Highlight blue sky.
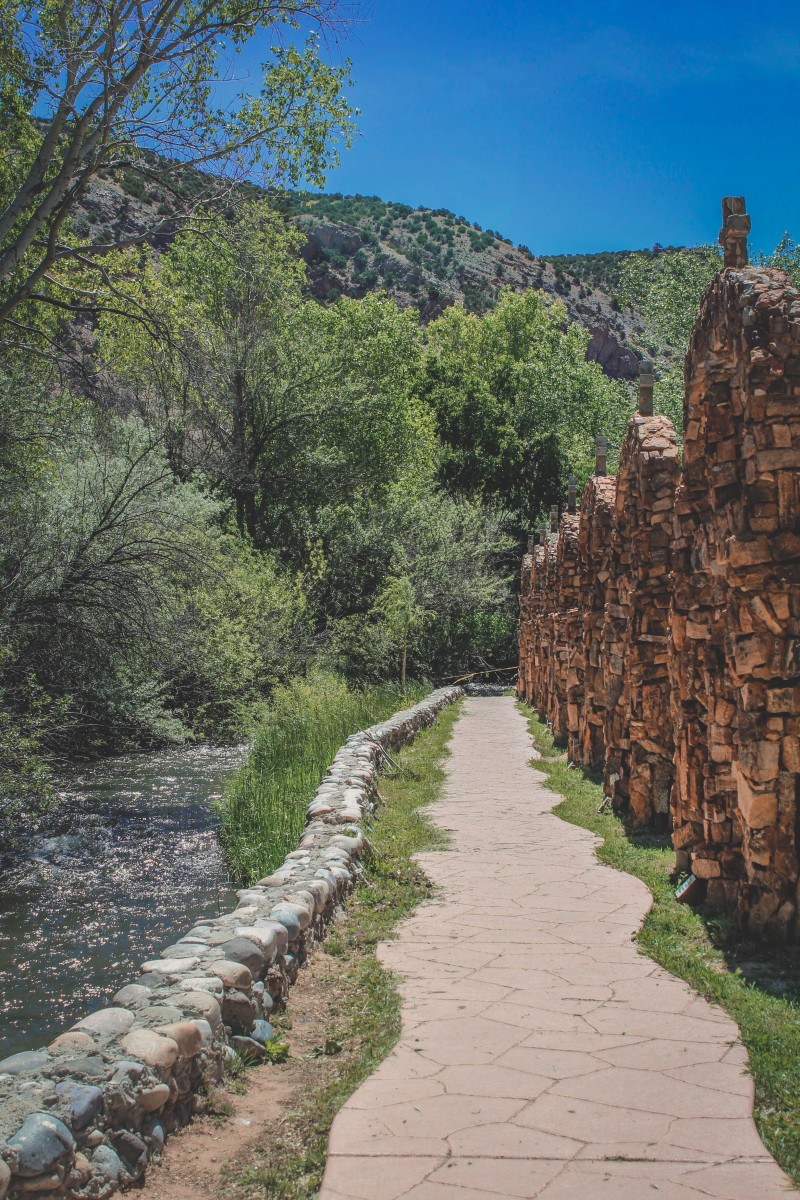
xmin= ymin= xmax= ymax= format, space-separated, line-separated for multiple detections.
xmin=251 ymin=0 xmax=800 ymax=255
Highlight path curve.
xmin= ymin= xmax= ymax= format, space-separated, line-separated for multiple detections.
xmin=319 ymin=696 xmax=797 ymax=1199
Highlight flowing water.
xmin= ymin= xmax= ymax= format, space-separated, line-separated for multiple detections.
xmin=0 ymin=743 xmax=245 ymax=1059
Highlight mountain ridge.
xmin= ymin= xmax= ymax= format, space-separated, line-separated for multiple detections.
xmin=72 ymin=170 xmax=695 ymax=380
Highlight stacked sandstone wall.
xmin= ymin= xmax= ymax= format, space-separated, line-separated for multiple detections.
xmin=576 ymin=475 xmax=617 ymax=770
xmin=532 ymin=531 xmax=559 ymax=719
xmin=548 ymin=512 xmax=581 ymax=752
xmin=516 ymin=544 xmax=535 ymax=704
xmin=670 ymin=264 xmax=800 ymax=936
xmin=517 ymin=200 xmax=800 ymax=938
xmin=516 ymin=406 xmax=677 ymax=813
xmin=604 ymin=414 xmax=680 ymax=828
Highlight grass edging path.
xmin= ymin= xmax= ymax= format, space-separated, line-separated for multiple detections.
xmin=228 ymin=697 xmax=463 ymax=1200
xmin=519 ymin=703 xmax=800 ymax=1185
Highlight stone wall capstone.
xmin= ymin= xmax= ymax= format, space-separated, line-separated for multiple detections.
xmin=0 ymin=687 xmax=462 ymax=1200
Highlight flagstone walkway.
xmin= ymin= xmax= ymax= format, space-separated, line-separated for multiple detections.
xmin=319 ymin=696 xmax=797 ymax=1200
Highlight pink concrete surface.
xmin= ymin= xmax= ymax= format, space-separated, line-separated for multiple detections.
xmin=319 ymin=697 xmax=797 ymax=1199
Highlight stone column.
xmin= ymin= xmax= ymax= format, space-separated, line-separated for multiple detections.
xmin=604 ymin=397 xmax=679 ymax=829
xmin=671 ymin=248 xmax=800 ymax=937
xmin=577 ymin=472 xmax=617 ymax=770
xmin=719 ymin=197 xmax=751 ymax=269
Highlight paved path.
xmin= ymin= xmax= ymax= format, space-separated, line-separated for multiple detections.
xmin=319 ymin=697 xmax=797 ymax=1199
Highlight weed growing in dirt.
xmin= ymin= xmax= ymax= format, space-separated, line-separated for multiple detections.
xmin=227 ymin=698 xmax=461 ymax=1200
xmin=520 ymin=704 xmax=800 ymax=1185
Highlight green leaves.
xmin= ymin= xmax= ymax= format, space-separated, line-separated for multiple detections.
xmin=237 ymin=37 xmax=357 ymax=190
xmin=0 ymin=0 xmax=357 ymax=324
xmin=419 ymin=288 xmax=632 ymax=529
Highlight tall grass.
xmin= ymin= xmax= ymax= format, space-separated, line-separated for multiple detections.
xmin=219 ymin=672 xmax=427 ymax=884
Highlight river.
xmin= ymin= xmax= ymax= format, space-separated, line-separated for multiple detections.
xmin=0 ymin=743 xmax=246 ymax=1059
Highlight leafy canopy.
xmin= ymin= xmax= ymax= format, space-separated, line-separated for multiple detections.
xmin=101 ymin=201 xmax=427 ymax=550
xmin=0 ymin=0 xmax=356 ymax=324
xmin=418 ymin=288 xmax=632 ymax=530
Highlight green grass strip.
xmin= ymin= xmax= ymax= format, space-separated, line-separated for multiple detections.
xmin=231 ymin=697 xmax=462 ymax=1199
xmin=519 ymin=703 xmax=800 ymax=1184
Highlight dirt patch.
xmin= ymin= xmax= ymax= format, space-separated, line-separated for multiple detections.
xmin=142 ymin=951 xmax=347 ymax=1200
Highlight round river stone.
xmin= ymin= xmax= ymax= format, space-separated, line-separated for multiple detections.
xmin=250 ymin=1020 xmax=273 ymax=1046
xmin=220 ymin=938 xmax=264 ymax=975
xmin=268 ymin=910 xmax=301 ymax=943
xmin=112 ymin=984 xmax=152 ymax=1008
xmin=7 ymin=1112 xmax=75 ymax=1177
xmin=120 ymin=1029 xmax=179 ymax=1070
xmin=73 ymin=1007 xmax=135 ymax=1038
xmin=0 ymin=1050 xmax=50 ymax=1075
xmin=54 ymin=1082 xmax=104 ymax=1129
xmin=91 ymin=1145 xmax=124 ymax=1184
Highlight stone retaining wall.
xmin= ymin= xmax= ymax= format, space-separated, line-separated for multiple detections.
xmin=0 ymin=687 xmax=461 ymax=1200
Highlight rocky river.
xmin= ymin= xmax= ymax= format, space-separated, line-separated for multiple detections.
xmin=0 ymin=743 xmax=245 ymax=1058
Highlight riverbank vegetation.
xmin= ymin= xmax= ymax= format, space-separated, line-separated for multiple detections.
xmin=0 ymin=189 xmax=633 ymax=843
xmin=521 ymin=706 xmax=800 ymax=1186
xmin=219 ymin=673 xmax=427 ymax=883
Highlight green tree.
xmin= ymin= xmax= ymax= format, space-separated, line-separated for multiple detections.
xmin=318 ymin=477 xmax=514 ymax=683
xmin=616 ymin=246 xmax=720 ymax=431
xmin=373 ymin=575 xmax=426 ymax=689
xmin=103 ymin=203 xmax=427 ymax=551
xmin=760 ymin=233 xmax=800 ymax=288
xmin=418 ymin=289 xmax=631 ymax=531
xmin=0 ymin=0 xmax=356 ymax=325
